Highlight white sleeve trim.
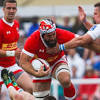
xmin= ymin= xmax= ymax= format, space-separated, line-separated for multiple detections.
xmin=75 ymin=34 xmax=80 ymax=37
xmin=87 ymin=24 xmax=100 ymax=40
xmin=22 ymin=49 xmax=34 ymax=57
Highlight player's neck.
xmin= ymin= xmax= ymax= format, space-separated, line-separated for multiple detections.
xmin=4 ymin=17 xmax=14 ymax=23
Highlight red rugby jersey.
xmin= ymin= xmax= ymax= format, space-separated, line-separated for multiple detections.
xmin=23 ymin=28 xmax=75 ymax=65
xmin=0 ymin=18 xmax=19 ymax=67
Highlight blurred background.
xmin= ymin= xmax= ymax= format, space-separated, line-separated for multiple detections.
xmin=0 ymin=0 xmax=100 ymax=100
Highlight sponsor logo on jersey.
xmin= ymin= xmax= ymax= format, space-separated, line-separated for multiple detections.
xmin=90 ymin=25 xmax=97 ymax=31
xmin=47 ymin=55 xmax=58 ymax=62
xmin=39 ymin=49 xmax=44 ymax=53
xmin=6 ymin=31 xmax=11 ymax=35
xmin=2 ymin=42 xmax=17 ymax=50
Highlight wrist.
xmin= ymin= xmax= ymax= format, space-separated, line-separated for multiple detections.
xmin=59 ymin=44 xmax=65 ymax=51
xmin=6 ymin=51 xmax=15 ymax=57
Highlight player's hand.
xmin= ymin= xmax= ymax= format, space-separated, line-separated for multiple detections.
xmin=46 ymin=43 xmax=60 ymax=55
xmin=78 ymin=6 xmax=86 ymax=22
xmin=36 ymin=64 xmax=51 ymax=77
xmin=15 ymin=48 xmax=22 ymax=59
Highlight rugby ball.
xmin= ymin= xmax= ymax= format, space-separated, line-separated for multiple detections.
xmin=31 ymin=58 xmax=50 ymax=71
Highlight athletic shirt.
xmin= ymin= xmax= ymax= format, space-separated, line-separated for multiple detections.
xmin=0 ymin=18 xmax=19 ymax=67
xmin=87 ymin=24 xmax=100 ymax=40
xmin=23 ymin=28 xmax=75 ymax=65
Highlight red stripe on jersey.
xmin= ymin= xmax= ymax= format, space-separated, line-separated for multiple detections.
xmin=51 ymin=61 xmax=67 ymax=74
xmin=13 ymin=69 xmax=23 ymax=74
xmin=32 ymin=79 xmax=51 ymax=83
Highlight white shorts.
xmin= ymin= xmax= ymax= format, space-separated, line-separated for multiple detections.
xmin=32 ymin=55 xmax=70 ymax=83
xmin=0 ymin=64 xmax=23 ymax=85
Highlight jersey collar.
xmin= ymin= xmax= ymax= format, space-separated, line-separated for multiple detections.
xmin=2 ymin=18 xmax=14 ymax=27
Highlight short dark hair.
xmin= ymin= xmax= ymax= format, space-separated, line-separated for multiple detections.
xmin=44 ymin=96 xmax=56 ymax=100
xmin=3 ymin=0 xmax=17 ymax=8
xmin=94 ymin=2 xmax=100 ymax=7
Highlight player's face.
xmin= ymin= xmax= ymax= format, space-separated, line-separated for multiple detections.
xmin=93 ymin=7 xmax=100 ymax=24
xmin=43 ymin=31 xmax=57 ymax=48
xmin=3 ymin=2 xmax=17 ymax=23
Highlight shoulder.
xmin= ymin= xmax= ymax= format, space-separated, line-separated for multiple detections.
xmin=0 ymin=19 xmax=4 ymax=31
xmin=0 ymin=19 xmax=4 ymax=27
xmin=14 ymin=19 xmax=19 ymax=24
xmin=24 ymin=30 xmax=41 ymax=50
xmin=26 ymin=30 xmax=40 ymax=43
xmin=14 ymin=19 xmax=19 ymax=27
xmin=56 ymin=28 xmax=74 ymax=34
xmin=31 ymin=30 xmax=40 ymax=38
xmin=56 ymin=28 xmax=75 ymax=37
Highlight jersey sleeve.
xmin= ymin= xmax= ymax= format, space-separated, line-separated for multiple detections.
xmin=87 ymin=24 xmax=100 ymax=40
xmin=23 ymin=31 xmax=39 ymax=57
xmin=0 ymin=27 xmax=3 ymax=48
xmin=56 ymin=28 xmax=75 ymax=43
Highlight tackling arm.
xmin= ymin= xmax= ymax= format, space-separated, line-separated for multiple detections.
xmin=64 ymin=34 xmax=93 ymax=49
xmin=83 ymin=40 xmax=100 ymax=53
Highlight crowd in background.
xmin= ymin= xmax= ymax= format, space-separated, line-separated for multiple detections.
xmin=1 ymin=15 xmax=100 ymax=100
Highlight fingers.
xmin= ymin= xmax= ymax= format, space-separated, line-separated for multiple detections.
xmin=39 ymin=64 xmax=50 ymax=76
xmin=44 ymin=68 xmax=51 ymax=76
xmin=78 ymin=6 xmax=82 ymax=10
xmin=78 ymin=6 xmax=85 ymax=14
xmin=78 ymin=6 xmax=83 ymax=11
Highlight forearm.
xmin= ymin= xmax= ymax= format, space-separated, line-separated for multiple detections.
xmin=0 ymin=50 xmax=15 ymax=57
xmin=64 ymin=37 xmax=86 ymax=49
xmin=19 ymin=53 xmax=40 ymax=77
xmin=20 ymin=61 xmax=38 ymax=76
xmin=64 ymin=34 xmax=92 ymax=49
xmin=83 ymin=42 xmax=100 ymax=53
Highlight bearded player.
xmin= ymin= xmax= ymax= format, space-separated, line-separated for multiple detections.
xmin=20 ymin=18 xmax=77 ymax=100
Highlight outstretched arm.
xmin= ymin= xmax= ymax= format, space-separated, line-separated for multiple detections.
xmin=78 ymin=6 xmax=93 ymax=30
xmin=46 ymin=34 xmax=93 ymax=55
xmin=83 ymin=40 xmax=100 ymax=53
xmin=64 ymin=34 xmax=93 ymax=49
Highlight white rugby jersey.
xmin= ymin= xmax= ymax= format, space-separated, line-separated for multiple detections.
xmin=87 ymin=24 xmax=100 ymax=40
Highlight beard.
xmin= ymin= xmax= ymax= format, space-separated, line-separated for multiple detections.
xmin=44 ymin=39 xmax=57 ymax=48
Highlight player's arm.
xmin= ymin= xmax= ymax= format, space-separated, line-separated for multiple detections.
xmin=78 ymin=6 xmax=93 ymax=30
xmin=64 ymin=34 xmax=93 ymax=49
xmin=19 ymin=52 xmax=50 ymax=77
xmin=0 ymin=49 xmax=7 ymax=57
xmin=0 ymin=48 xmax=21 ymax=57
xmin=62 ymin=25 xmax=100 ymax=50
xmin=83 ymin=40 xmax=100 ymax=53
